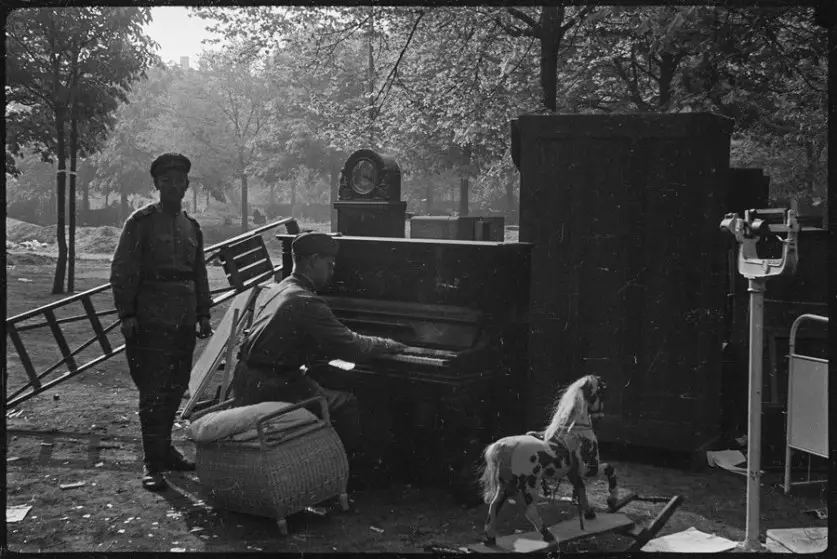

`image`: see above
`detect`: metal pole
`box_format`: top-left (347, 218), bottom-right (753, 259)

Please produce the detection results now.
top-left (742, 277), bottom-right (766, 552)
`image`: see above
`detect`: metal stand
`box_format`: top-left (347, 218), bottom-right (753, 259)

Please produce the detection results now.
top-left (719, 208), bottom-right (799, 552)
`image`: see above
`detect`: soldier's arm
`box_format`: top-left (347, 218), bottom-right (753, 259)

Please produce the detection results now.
top-left (193, 225), bottom-right (211, 319)
top-left (299, 296), bottom-right (392, 362)
top-left (110, 216), bottom-right (142, 320)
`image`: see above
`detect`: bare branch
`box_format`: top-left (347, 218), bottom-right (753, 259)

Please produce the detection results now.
top-left (370, 10), bottom-right (425, 116)
top-left (506, 7), bottom-right (541, 32)
top-left (560, 6), bottom-right (596, 34)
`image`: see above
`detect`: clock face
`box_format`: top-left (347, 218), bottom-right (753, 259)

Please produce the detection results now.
top-left (350, 159), bottom-right (378, 195)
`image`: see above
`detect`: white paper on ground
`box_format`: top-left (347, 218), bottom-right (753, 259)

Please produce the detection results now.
top-left (705, 449), bottom-right (763, 477)
top-left (767, 528), bottom-right (828, 554)
top-left (328, 359), bottom-right (356, 371)
top-left (641, 527), bottom-right (738, 553)
top-left (7, 504), bottom-right (33, 523)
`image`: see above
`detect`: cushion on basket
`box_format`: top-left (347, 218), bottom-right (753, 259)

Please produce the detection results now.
top-left (188, 401), bottom-right (318, 444)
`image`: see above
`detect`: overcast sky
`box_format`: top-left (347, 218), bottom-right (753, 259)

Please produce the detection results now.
top-left (144, 7), bottom-right (221, 66)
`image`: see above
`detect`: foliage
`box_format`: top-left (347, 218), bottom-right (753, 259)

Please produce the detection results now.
top-left (6, 7), bottom-right (158, 292)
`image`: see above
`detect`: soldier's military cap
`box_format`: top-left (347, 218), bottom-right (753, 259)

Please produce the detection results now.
top-left (292, 232), bottom-right (339, 257)
top-left (150, 153), bottom-right (191, 177)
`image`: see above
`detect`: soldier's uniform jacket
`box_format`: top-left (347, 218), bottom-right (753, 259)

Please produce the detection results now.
top-left (111, 203), bottom-right (211, 327)
top-left (239, 273), bottom-right (391, 372)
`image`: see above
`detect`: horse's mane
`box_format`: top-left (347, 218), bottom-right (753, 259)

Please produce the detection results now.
top-left (542, 375), bottom-right (591, 441)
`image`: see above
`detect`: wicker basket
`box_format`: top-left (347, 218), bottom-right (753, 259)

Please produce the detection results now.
top-left (193, 397), bottom-right (349, 531)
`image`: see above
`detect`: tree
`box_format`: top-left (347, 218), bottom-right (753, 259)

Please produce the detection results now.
top-left (6, 7), bottom-right (158, 293)
top-left (155, 43), bottom-right (274, 233)
top-left (193, 6), bottom-right (826, 214)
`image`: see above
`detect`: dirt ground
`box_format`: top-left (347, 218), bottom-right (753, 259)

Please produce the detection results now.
top-left (4, 224), bottom-right (827, 553)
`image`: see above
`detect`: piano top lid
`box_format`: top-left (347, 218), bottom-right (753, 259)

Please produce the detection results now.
top-left (276, 233), bottom-right (533, 248)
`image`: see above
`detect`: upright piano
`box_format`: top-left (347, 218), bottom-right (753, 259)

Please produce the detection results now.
top-left (277, 234), bottom-right (532, 504)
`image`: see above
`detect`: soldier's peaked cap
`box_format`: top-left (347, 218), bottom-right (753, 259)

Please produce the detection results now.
top-left (292, 232), bottom-right (339, 257)
top-left (150, 153), bottom-right (191, 177)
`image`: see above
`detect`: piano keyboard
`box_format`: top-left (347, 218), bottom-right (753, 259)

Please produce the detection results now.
top-left (378, 345), bottom-right (455, 367)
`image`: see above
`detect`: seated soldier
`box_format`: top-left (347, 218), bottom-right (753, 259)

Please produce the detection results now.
top-left (230, 232), bottom-right (406, 478)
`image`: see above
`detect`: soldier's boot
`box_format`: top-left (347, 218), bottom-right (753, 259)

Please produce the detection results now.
top-left (161, 383), bottom-right (195, 472)
top-left (138, 397), bottom-right (169, 491)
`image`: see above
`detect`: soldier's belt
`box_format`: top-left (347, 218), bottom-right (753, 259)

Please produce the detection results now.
top-left (242, 358), bottom-right (304, 376)
top-left (142, 271), bottom-right (196, 282)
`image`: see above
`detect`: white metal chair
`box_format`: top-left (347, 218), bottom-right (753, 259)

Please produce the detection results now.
top-left (783, 313), bottom-right (828, 494)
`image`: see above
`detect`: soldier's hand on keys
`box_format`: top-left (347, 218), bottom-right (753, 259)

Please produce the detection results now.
top-left (197, 317), bottom-right (213, 339)
top-left (121, 317), bottom-right (139, 339)
top-left (385, 339), bottom-right (408, 353)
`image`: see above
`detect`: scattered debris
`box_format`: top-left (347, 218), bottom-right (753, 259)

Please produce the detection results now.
top-left (53, 395), bottom-right (60, 401)
top-left (40, 442), bottom-right (54, 447)
top-left (7, 409), bottom-right (24, 418)
top-left (117, 529), bottom-right (125, 534)
top-left (642, 527), bottom-right (738, 553)
top-left (803, 507), bottom-right (828, 520)
top-left (170, 548), bottom-right (187, 553)
top-left (305, 506), bottom-right (327, 517)
top-left (7, 456), bottom-right (21, 462)
top-left (370, 526), bottom-right (385, 534)
top-left (7, 505), bottom-right (33, 523)
top-left (60, 482), bottom-right (86, 490)
top-left (83, 514), bottom-right (91, 519)
top-left (706, 449), bottom-right (763, 477)
top-left (189, 527), bottom-right (204, 533)
top-left (18, 278), bottom-right (33, 283)
top-left (95, 462), bottom-right (105, 468)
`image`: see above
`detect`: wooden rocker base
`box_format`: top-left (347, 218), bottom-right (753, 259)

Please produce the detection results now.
top-left (461, 495), bottom-right (684, 554)
top-left (469, 513), bottom-right (634, 553)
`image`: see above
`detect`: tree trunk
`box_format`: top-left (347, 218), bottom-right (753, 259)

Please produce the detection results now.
top-left (82, 177), bottom-right (90, 212)
top-left (540, 7), bottom-right (565, 112)
top-left (193, 183), bottom-right (198, 214)
top-left (205, 189), bottom-right (210, 210)
top-left (459, 177), bottom-right (470, 217)
top-left (68, 107), bottom-right (79, 293)
top-left (291, 182), bottom-right (297, 208)
top-left (120, 189), bottom-right (129, 224)
top-left (658, 52), bottom-right (678, 110)
top-left (52, 110), bottom-right (68, 295)
top-left (330, 163), bottom-right (339, 232)
top-left (269, 182), bottom-right (276, 205)
top-left (240, 173), bottom-right (249, 233)
top-left (459, 144), bottom-right (472, 216)
top-left (104, 191), bottom-right (110, 207)
top-left (425, 181), bottom-right (433, 214)
top-left (505, 174), bottom-right (516, 224)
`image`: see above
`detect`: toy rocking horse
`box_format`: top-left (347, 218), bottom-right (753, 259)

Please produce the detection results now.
top-left (479, 374), bottom-right (619, 547)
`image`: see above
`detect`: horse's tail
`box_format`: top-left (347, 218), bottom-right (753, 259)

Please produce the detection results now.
top-left (479, 440), bottom-right (502, 504)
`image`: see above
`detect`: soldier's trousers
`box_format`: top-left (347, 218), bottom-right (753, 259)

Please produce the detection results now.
top-left (125, 323), bottom-right (196, 471)
top-left (230, 362), bottom-right (361, 454)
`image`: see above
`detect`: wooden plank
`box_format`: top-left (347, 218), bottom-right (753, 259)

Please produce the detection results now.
top-left (6, 322), bottom-right (41, 389)
top-left (81, 295), bottom-right (113, 355)
top-left (468, 513), bottom-right (634, 554)
top-left (43, 308), bottom-right (78, 373)
top-left (182, 287), bottom-right (258, 419)
top-left (624, 495), bottom-right (684, 552)
top-left (220, 246), bottom-right (245, 291)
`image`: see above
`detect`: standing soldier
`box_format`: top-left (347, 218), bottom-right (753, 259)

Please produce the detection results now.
top-left (111, 153), bottom-right (213, 491)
